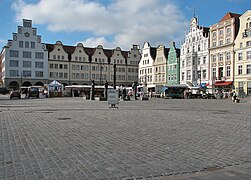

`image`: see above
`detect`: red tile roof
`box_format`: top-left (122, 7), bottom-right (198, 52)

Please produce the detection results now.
top-left (219, 12), bottom-right (241, 22)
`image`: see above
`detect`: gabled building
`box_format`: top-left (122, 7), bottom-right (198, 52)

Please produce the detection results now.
top-left (167, 42), bottom-right (180, 85)
top-left (180, 17), bottom-right (210, 87)
top-left (1, 19), bottom-right (48, 89)
top-left (138, 42), bottom-right (156, 88)
top-left (46, 42), bottom-right (140, 86)
top-left (154, 45), bottom-right (169, 86)
top-left (234, 10), bottom-right (251, 97)
top-left (209, 12), bottom-right (240, 91)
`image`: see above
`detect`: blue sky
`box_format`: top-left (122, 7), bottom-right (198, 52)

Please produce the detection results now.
top-left (0, 0), bottom-right (249, 50)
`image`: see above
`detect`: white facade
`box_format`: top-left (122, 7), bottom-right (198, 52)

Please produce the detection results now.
top-left (180, 17), bottom-right (209, 87)
top-left (1, 19), bottom-right (48, 89)
top-left (138, 42), bottom-right (155, 87)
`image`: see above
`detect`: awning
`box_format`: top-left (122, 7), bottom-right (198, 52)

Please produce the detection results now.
top-left (215, 81), bottom-right (232, 86)
top-left (161, 86), bottom-right (168, 92)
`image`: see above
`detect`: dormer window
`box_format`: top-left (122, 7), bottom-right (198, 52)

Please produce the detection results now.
top-left (33, 30), bottom-right (36, 35)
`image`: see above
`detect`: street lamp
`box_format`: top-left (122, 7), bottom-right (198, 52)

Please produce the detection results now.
top-left (17, 73), bottom-right (26, 88)
top-left (113, 61), bottom-right (116, 89)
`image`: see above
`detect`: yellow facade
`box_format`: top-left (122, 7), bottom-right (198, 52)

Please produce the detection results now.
top-left (234, 10), bottom-right (251, 97)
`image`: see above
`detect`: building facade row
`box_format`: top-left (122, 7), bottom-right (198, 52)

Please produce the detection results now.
top-left (138, 41), bottom-right (180, 91)
top-left (138, 10), bottom-right (251, 97)
top-left (0, 19), bottom-right (141, 90)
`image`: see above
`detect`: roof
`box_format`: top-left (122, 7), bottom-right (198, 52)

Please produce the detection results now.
top-left (45, 43), bottom-right (130, 59)
top-left (150, 47), bottom-right (157, 60)
top-left (219, 12), bottom-right (241, 22)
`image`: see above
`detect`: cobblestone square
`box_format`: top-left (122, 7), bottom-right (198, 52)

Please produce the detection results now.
top-left (0, 97), bottom-right (251, 179)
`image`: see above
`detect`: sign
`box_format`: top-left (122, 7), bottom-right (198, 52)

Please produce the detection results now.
top-left (108, 89), bottom-right (119, 105)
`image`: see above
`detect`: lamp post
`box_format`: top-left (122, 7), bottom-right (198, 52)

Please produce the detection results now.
top-left (113, 63), bottom-right (116, 89)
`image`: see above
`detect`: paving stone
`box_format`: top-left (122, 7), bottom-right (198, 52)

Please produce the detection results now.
top-left (0, 98), bottom-right (251, 179)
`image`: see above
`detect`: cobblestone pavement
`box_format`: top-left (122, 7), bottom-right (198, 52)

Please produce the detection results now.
top-left (0, 97), bottom-right (251, 180)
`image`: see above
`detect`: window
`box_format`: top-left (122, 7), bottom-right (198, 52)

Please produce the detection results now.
top-left (59, 64), bottom-right (63, 69)
top-left (64, 73), bottom-right (68, 78)
top-left (35, 52), bottom-right (44, 59)
top-left (186, 70), bottom-right (191, 80)
top-left (13, 35), bottom-right (17, 41)
top-left (198, 44), bottom-right (201, 51)
top-left (19, 41), bottom-right (23, 48)
top-left (213, 32), bottom-right (216, 37)
top-left (240, 43), bottom-right (243, 48)
top-left (226, 38), bottom-right (231, 44)
top-left (53, 55), bottom-right (56, 59)
top-left (247, 64), bottom-right (251, 74)
top-left (219, 54), bottom-right (223, 61)
top-left (212, 55), bottom-right (216, 62)
top-left (219, 29), bottom-right (224, 36)
top-left (10, 60), bottom-right (18, 67)
top-left (203, 56), bottom-right (206, 64)
top-left (25, 41), bottom-right (29, 48)
top-left (203, 70), bottom-right (206, 79)
top-left (247, 41), bottom-right (251, 47)
top-left (23, 70), bottom-right (31, 77)
top-left (226, 52), bottom-right (231, 60)
top-left (247, 51), bottom-right (251, 59)
top-left (213, 42), bottom-right (216, 47)
top-left (59, 73), bottom-right (63, 78)
top-left (35, 62), bottom-right (43, 68)
top-left (31, 42), bottom-right (35, 49)
top-left (181, 72), bottom-right (185, 81)
top-left (62, 56), bottom-right (64, 60)
top-left (10, 70), bottom-right (19, 77)
top-left (23, 51), bottom-right (31, 58)
top-left (33, 30), bottom-right (36, 35)
top-left (238, 65), bottom-right (243, 75)
top-left (18, 28), bottom-right (22, 34)
top-left (219, 40), bottom-right (223, 45)
top-left (226, 66), bottom-right (230, 77)
top-left (23, 61), bottom-right (31, 68)
top-left (198, 57), bottom-right (201, 65)
top-left (50, 64), bottom-right (53, 69)
top-left (57, 55), bottom-right (60, 60)
top-left (192, 57), bottom-right (196, 65)
top-left (54, 64), bottom-right (58, 69)
top-left (238, 52), bottom-right (243, 61)
top-left (226, 27), bottom-right (231, 34)
top-left (212, 68), bottom-right (216, 77)
top-left (10, 50), bottom-right (19, 57)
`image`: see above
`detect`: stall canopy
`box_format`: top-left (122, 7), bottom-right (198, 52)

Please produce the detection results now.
top-left (49, 80), bottom-right (63, 91)
top-left (161, 86), bottom-right (168, 92)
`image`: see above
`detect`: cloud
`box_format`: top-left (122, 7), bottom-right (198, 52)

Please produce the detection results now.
top-left (12, 0), bottom-right (189, 49)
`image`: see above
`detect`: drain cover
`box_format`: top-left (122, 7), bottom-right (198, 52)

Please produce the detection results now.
top-left (58, 118), bottom-right (71, 120)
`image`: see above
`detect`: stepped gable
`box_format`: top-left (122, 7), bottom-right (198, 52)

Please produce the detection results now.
top-left (219, 12), bottom-right (241, 22)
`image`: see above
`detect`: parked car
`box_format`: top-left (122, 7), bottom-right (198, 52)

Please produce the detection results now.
top-left (0, 87), bottom-right (8, 95)
top-left (10, 90), bottom-right (21, 99)
top-left (27, 87), bottom-right (39, 98)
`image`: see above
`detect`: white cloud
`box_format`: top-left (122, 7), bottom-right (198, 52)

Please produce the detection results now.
top-left (12, 0), bottom-right (189, 49)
